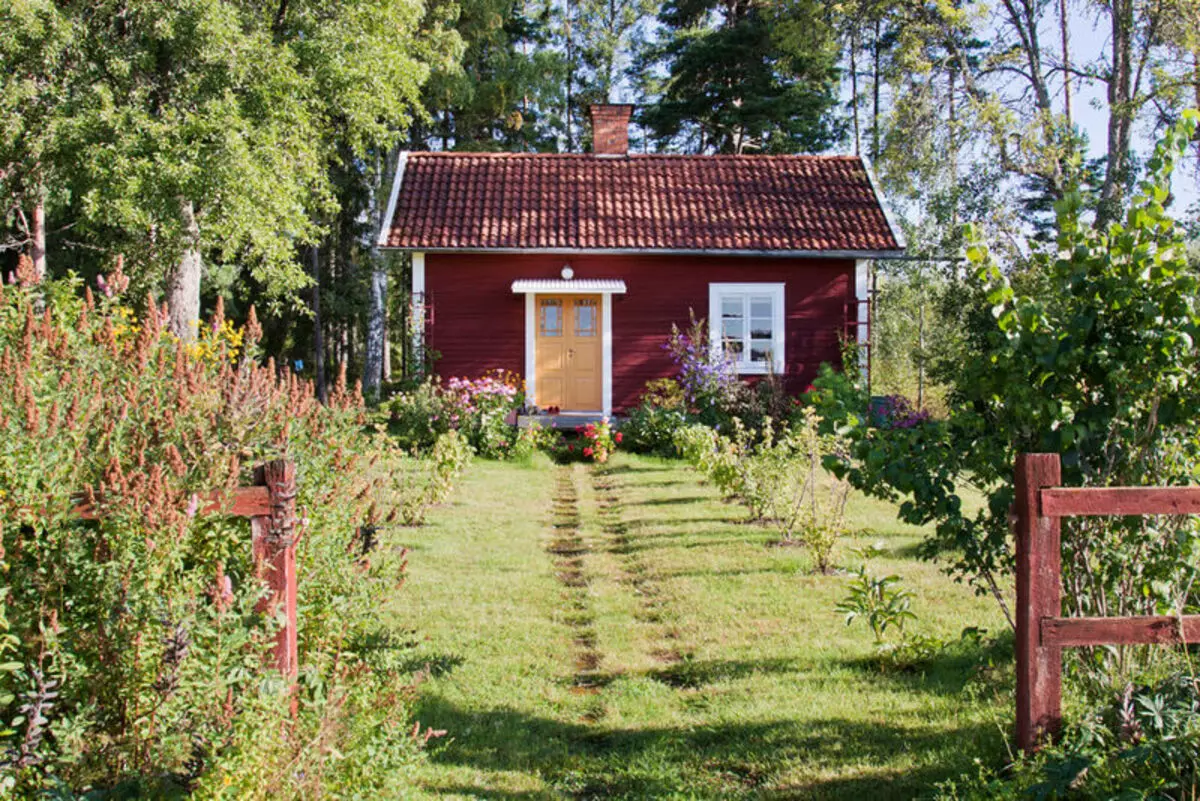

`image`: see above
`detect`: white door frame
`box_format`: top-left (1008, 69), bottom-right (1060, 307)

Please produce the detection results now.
top-left (523, 291), bottom-right (614, 416)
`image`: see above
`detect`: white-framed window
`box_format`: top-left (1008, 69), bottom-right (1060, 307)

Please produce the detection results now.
top-left (708, 283), bottom-right (785, 375)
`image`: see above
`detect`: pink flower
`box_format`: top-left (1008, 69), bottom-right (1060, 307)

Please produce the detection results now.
top-left (583, 447), bottom-right (593, 457)
top-left (614, 432), bottom-right (623, 444)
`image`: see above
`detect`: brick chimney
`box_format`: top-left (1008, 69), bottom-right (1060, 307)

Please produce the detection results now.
top-left (589, 104), bottom-right (634, 156)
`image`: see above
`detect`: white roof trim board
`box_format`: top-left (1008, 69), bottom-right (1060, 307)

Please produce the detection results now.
top-left (511, 279), bottom-right (628, 294)
top-left (376, 151), bottom-right (408, 248)
top-left (859, 154), bottom-right (907, 251)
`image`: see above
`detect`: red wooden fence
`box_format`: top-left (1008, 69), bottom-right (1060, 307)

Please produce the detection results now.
top-left (75, 459), bottom-right (299, 681)
top-left (1014, 452), bottom-right (1200, 752)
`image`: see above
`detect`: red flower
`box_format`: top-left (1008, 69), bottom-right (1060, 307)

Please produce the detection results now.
top-left (568, 445), bottom-right (575, 452)
top-left (614, 432), bottom-right (623, 444)
top-left (583, 446), bottom-right (593, 457)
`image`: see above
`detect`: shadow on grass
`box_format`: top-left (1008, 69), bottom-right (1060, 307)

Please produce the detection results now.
top-left (643, 656), bottom-right (801, 689)
top-left (841, 629), bottom-right (1015, 698)
top-left (397, 652), bottom-right (467, 678)
top-left (600, 464), bottom-right (674, 476)
top-left (638, 495), bottom-right (710, 506)
top-left (414, 693), bottom-right (1002, 799)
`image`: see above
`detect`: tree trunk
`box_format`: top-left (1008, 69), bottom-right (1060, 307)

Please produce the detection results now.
top-left (363, 150), bottom-right (391, 400)
top-left (1098, 0), bottom-right (1134, 226)
top-left (311, 244), bottom-right (327, 403)
top-left (31, 197), bottom-right (46, 281)
top-left (1059, 0), bottom-right (1073, 127)
top-left (871, 18), bottom-right (881, 161)
top-left (167, 198), bottom-right (202, 340)
top-left (850, 29), bottom-right (860, 156)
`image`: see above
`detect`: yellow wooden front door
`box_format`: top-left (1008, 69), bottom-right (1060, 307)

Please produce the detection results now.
top-left (535, 295), bottom-right (602, 411)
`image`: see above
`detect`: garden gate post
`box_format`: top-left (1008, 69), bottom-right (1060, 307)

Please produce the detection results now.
top-left (1014, 453), bottom-right (1063, 753)
top-left (251, 459), bottom-right (299, 682)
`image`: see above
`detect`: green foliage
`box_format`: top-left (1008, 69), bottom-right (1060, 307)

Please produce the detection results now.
top-left (833, 113), bottom-right (1200, 623)
top-left (639, 0), bottom-right (841, 153)
top-left (2, 0), bottom-right (450, 304)
top-left (419, 0), bottom-right (564, 151)
top-left (376, 430), bottom-right (474, 527)
top-left (937, 671), bottom-right (1200, 799)
top-left (836, 569), bottom-right (916, 644)
top-left (385, 379), bottom-right (453, 451)
top-left (778, 408), bottom-right (852, 572)
top-left (621, 403), bottom-right (690, 457)
top-left (674, 412), bottom-right (851, 571)
top-left (0, 279), bottom-right (447, 794)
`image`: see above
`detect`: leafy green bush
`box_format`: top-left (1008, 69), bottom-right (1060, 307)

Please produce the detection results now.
top-left (385, 379), bottom-right (452, 450)
top-left (829, 112), bottom-right (1200, 631)
top-left (0, 280), bottom-right (443, 796)
top-left (937, 671), bottom-right (1200, 799)
top-left (621, 404), bottom-right (689, 456)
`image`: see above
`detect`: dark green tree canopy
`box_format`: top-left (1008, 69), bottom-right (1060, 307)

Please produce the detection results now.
top-left (639, 0), bottom-right (841, 154)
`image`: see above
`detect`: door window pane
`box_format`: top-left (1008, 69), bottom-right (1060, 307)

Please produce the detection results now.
top-left (539, 298), bottom-right (562, 336)
top-left (574, 299), bottom-right (598, 337)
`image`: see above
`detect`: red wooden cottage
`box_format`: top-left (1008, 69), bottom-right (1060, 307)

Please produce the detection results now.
top-left (377, 105), bottom-right (905, 417)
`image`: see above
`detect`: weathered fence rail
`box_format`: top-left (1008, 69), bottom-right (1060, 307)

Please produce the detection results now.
top-left (72, 459), bottom-right (299, 681)
top-left (1014, 453), bottom-right (1200, 753)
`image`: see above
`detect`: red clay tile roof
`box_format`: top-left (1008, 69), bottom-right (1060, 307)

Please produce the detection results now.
top-left (381, 153), bottom-right (903, 253)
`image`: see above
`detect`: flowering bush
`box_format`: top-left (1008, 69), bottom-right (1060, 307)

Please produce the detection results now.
top-left (386, 371), bottom-right (524, 459)
top-left (0, 278), bottom-right (439, 796)
top-left (664, 313), bottom-right (742, 422)
top-left (868, 394), bottom-right (931, 429)
top-left (575, 418), bottom-right (619, 463)
top-left (444, 373), bottom-right (522, 458)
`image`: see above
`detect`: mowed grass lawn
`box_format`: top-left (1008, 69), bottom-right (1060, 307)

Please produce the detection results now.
top-left (387, 453), bottom-right (1013, 799)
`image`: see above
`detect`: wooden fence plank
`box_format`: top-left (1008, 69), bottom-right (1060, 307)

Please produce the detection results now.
top-left (74, 486), bottom-right (271, 521)
top-left (1041, 487), bottom-right (1200, 517)
top-left (1042, 615), bottom-right (1200, 647)
top-left (1015, 453), bottom-right (1063, 754)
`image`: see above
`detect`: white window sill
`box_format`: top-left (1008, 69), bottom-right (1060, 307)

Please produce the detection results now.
top-left (732, 362), bottom-right (782, 376)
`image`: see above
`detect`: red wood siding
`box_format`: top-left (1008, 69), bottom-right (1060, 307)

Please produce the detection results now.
top-left (423, 253), bottom-right (858, 411)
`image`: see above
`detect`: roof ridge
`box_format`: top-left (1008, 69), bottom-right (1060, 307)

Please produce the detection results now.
top-left (405, 151), bottom-right (863, 161)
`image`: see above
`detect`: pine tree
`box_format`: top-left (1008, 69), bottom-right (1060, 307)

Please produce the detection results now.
top-left (638, 0), bottom-right (842, 154)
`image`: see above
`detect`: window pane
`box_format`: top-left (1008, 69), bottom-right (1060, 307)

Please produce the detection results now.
top-left (721, 318), bottom-right (744, 340)
top-left (539, 299), bottom-right (562, 336)
top-left (750, 297), bottom-right (773, 319)
top-left (721, 296), bottom-right (744, 319)
top-left (750, 340), bottom-right (773, 363)
top-left (750, 318), bottom-right (773, 339)
top-left (574, 299), bottom-right (597, 337)
top-left (723, 339), bottom-right (745, 357)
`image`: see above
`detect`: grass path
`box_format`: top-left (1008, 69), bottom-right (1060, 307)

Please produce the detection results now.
top-left (389, 454), bottom-right (1012, 799)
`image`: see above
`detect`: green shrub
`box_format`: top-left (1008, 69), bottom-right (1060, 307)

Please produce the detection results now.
top-left (385, 379), bottom-right (452, 450)
top-left (0, 280), bottom-right (441, 796)
top-left (936, 670), bottom-right (1200, 799)
top-left (674, 412), bottom-right (851, 570)
top-left (621, 403), bottom-right (689, 457)
top-left (836, 569), bottom-right (916, 644)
